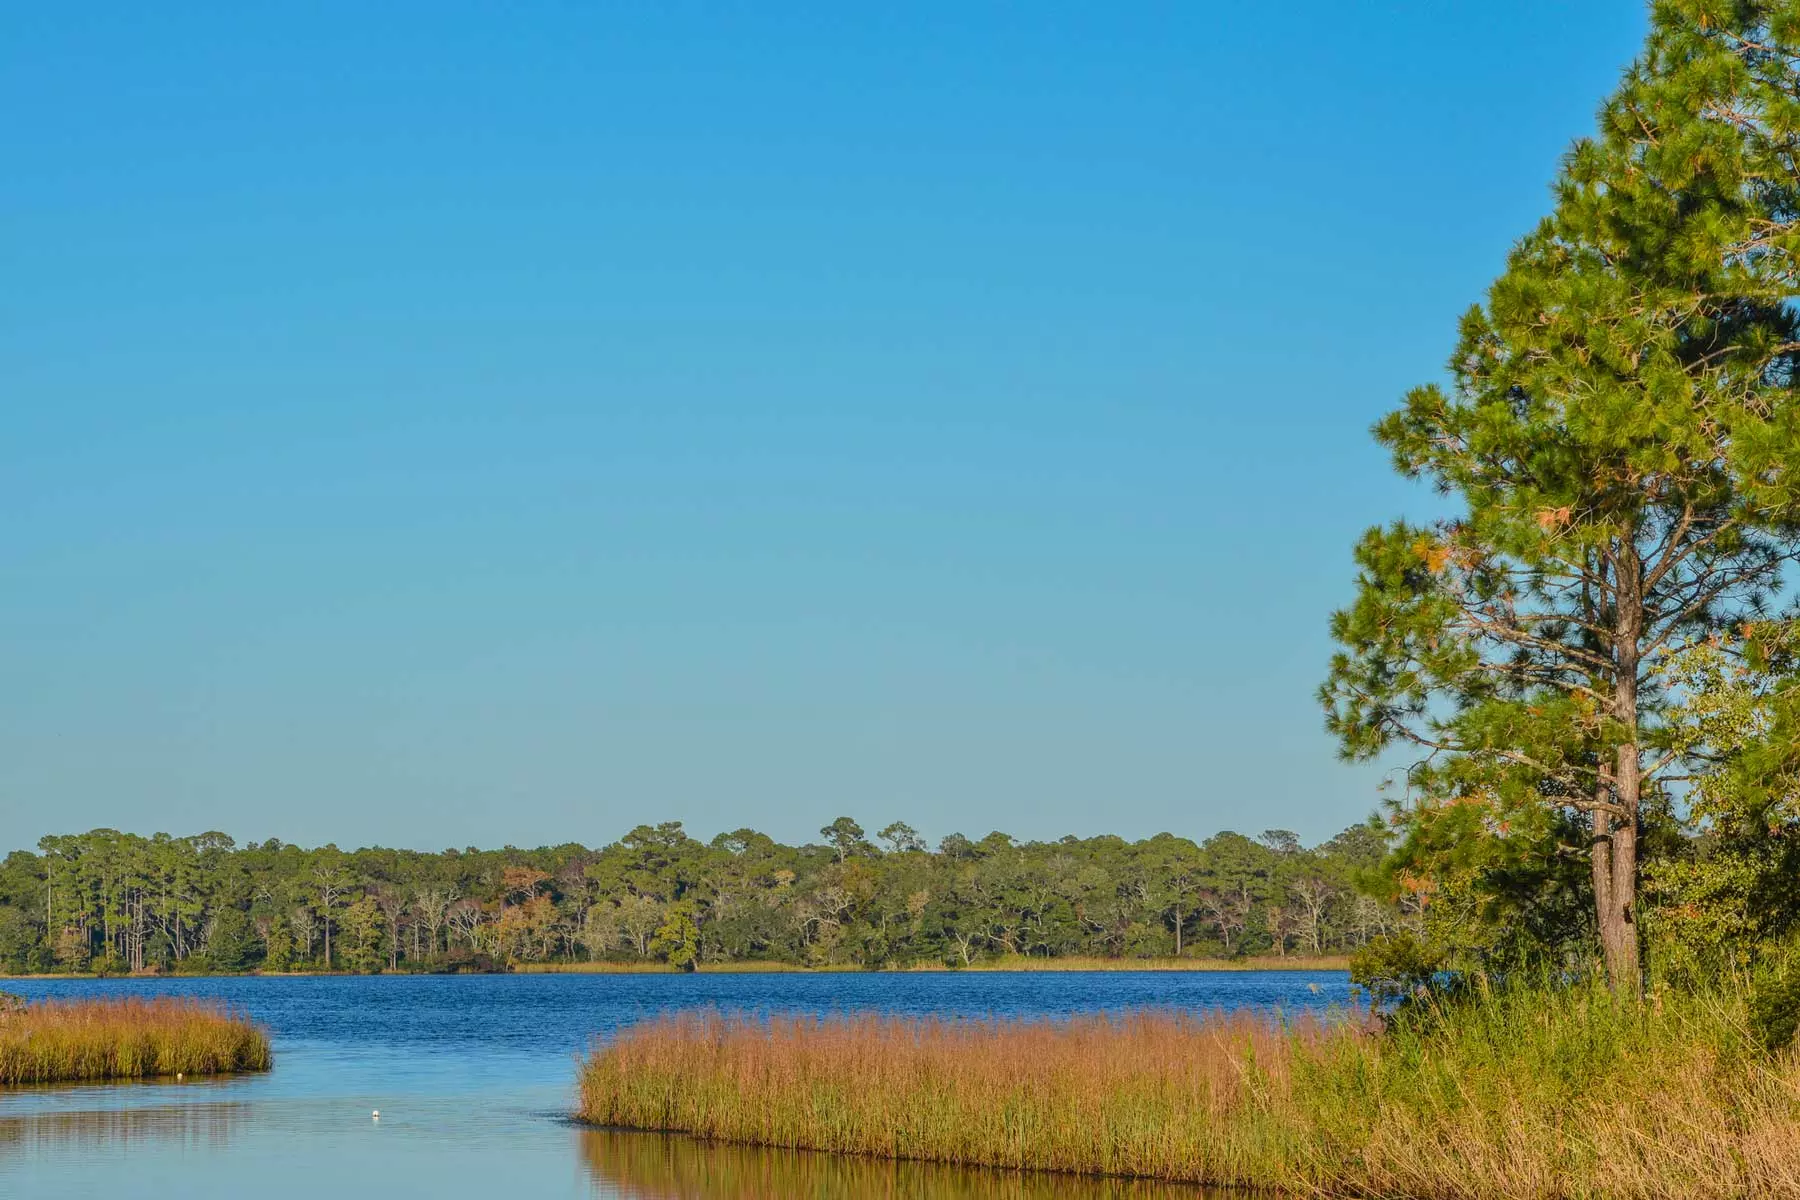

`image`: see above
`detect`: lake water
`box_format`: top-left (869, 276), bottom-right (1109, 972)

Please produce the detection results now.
top-left (0, 971), bottom-right (1348, 1199)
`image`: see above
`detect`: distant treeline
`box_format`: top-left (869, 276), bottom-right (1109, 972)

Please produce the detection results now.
top-left (0, 819), bottom-right (1398, 974)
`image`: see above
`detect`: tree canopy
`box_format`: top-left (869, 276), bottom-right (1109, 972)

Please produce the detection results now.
top-left (0, 818), bottom-right (1394, 975)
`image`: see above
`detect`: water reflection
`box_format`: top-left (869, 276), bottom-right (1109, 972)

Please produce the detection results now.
top-left (0, 1101), bottom-right (245, 1156)
top-left (0, 975), bottom-right (1330, 1198)
top-left (579, 1128), bottom-right (1221, 1199)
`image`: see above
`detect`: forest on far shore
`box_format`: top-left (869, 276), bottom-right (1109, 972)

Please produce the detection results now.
top-left (0, 818), bottom-right (1396, 975)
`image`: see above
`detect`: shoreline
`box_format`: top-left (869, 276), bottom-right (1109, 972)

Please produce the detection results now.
top-left (518, 954), bottom-right (1349, 974)
top-left (1, 954), bottom-right (1348, 981)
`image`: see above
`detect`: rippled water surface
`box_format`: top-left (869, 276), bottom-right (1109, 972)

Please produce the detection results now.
top-left (0, 971), bottom-right (1347, 1198)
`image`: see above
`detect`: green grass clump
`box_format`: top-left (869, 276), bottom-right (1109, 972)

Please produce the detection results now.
top-left (0, 996), bottom-right (271, 1085)
top-left (577, 983), bottom-right (1800, 1199)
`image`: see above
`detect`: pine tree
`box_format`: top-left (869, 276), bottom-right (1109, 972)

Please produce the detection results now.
top-left (1323, 1), bottom-right (1800, 989)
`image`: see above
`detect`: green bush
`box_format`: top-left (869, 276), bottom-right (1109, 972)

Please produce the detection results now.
top-left (1748, 969), bottom-right (1800, 1052)
top-left (1349, 931), bottom-right (1446, 1007)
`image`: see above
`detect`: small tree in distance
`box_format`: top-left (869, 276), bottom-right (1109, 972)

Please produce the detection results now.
top-left (650, 902), bottom-right (700, 972)
top-left (877, 822), bottom-right (926, 854)
top-left (820, 818), bottom-right (869, 863)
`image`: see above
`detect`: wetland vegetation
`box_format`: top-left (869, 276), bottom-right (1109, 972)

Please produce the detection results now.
top-left (0, 995), bottom-right (269, 1086)
top-left (579, 984), bottom-right (1800, 1199)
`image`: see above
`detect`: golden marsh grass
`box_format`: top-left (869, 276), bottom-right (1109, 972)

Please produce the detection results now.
top-left (578, 986), bottom-right (1800, 1199)
top-left (0, 997), bottom-right (271, 1086)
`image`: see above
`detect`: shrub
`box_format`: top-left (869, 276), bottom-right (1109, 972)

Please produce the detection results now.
top-left (1348, 931), bottom-right (1446, 1007)
top-left (1748, 969), bottom-right (1800, 1052)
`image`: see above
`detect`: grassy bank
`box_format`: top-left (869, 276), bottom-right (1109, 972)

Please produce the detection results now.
top-left (519, 954), bottom-right (1346, 975)
top-left (577, 984), bottom-right (1800, 1199)
top-left (0, 997), bottom-right (271, 1085)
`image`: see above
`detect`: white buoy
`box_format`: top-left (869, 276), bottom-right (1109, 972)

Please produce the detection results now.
top-left (175, 1072), bottom-right (184, 1081)
top-left (372, 1110), bottom-right (380, 1120)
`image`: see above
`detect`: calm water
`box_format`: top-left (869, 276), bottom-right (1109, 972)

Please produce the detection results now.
top-left (0, 971), bottom-right (1348, 1199)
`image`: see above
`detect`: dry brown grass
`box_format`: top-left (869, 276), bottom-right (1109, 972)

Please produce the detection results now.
top-left (577, 986), bottom-right (1800, 1199)
top-left (0, 996), bottom-right (271, 1085)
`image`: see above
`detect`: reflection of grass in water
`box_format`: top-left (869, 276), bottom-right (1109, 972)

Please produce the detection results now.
top-left (0, 1102), bottom-right (247, 1156)
top-left (578, 1127), bottom-right (1216, 1199)
top-left (0, 997), bottom-right (270, 1085)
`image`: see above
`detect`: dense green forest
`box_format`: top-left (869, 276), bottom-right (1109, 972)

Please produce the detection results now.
top-left (0, 820), bottom-right (1395, 975)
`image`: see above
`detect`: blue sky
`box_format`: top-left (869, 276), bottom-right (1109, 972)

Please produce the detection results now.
top-left (0, 3), bottom-right (1649, 854)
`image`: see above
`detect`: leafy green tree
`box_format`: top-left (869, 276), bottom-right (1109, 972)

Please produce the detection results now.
top-left (615, 893), bottom-right (664, 958)
top-left (650, 902), bottom-right (701, 971)
top-left (338, 894), bottom-right (384, 973)
top-left (1141, 835), bottom-right (1205, 957)
top-left (937, 833), bottom-right (977, 861)
top-left (1646, 626), bottom-right (1800, 977)
top-left (0, 906), bottom-right (36, 973)
top-left (310, 855), bottom-right (354, 970)
top-left (877, 822), bottom-right (926, 854)
top-left (820, 818), bottom-right (869, 863)
top-left (206, 907), bottom-right (259, 972)
top-left (260, 914), bottom-right (294, 972)
top-left (1324, 2), bottom-right (1800, 988)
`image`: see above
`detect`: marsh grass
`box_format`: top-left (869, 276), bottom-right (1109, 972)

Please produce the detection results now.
top-left (577, 983), bottom-right (1800, 1199)
top-left (0, 997), bottom-right (270, 1085)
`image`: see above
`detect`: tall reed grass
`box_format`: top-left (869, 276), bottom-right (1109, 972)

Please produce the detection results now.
top-left (577, 985), bottom-right (1800, 1199)
top-left (0, 997), bottom-right (270, 1085)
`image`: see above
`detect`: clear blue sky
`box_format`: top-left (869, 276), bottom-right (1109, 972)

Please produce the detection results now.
top-left (1, 4), bottom-right (1649, 854)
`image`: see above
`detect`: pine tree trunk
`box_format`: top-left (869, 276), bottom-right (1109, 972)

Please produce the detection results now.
top-left (1591, 774), bottom-right (1614, 972)
top-left (1604, 744), bottom-right (1641, 988)
top-left (1599, 547), bottom-right (1643, 993)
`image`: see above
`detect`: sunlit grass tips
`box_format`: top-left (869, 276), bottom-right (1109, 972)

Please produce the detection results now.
top-left (0, 996), bottom-right (271, 1085)
top-left (577, 987), bottom-right (1800, 1199)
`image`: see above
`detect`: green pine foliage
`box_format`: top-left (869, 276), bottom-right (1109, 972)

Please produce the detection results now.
top-left (1324, 0), bottom-right (1800, 988)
